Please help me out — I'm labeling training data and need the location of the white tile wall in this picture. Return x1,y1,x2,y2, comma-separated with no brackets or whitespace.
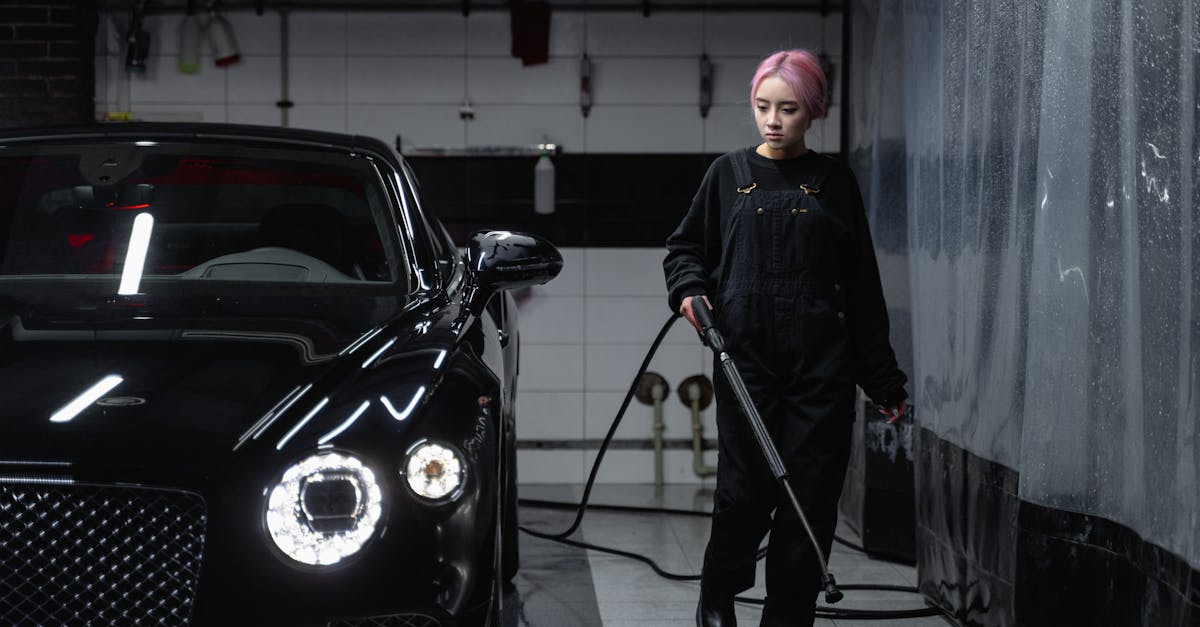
518,450,584,484
350,104,464,150
288,104,348,133
287,57,348,105
590,58,697,105
467,104,584,150
584,105,704,153
467,57,577,104
347,57,465,104
226,104,280,126
288,12,348,56
585,12,703,56
97,9,840,154
517,295,585,344
95,8,842,485
516,245,722,483
346,12,466,56
704,13,828,55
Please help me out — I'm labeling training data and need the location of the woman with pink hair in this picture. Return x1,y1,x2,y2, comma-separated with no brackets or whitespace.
664,50,908,627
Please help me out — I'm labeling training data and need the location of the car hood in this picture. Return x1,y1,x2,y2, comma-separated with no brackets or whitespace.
0,281,455,484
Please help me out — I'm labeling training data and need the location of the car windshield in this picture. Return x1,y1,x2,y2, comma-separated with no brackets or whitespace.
0,139,402,289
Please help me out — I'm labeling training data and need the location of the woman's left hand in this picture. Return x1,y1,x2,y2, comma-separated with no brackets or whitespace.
879,399,907,424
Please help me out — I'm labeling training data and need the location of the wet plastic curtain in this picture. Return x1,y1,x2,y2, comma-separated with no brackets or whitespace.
884,0,1199,568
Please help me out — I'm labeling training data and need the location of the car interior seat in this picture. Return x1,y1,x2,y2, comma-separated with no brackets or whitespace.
255,203,359,277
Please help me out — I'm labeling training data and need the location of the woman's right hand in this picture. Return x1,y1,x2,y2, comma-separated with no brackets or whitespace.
679,295,712,333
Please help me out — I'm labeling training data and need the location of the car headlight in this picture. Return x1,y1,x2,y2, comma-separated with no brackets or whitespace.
404,440,465,501
265,452,383,566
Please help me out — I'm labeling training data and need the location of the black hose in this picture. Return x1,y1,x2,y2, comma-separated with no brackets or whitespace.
516,313,681,541
516,313,948,621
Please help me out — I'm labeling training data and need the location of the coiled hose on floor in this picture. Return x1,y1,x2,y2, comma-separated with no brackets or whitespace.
517,313,949,622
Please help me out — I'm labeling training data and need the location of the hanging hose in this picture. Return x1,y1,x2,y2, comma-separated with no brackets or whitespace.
517,313,948,621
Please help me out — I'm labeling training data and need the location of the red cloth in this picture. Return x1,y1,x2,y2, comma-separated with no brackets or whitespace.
510,2,551,66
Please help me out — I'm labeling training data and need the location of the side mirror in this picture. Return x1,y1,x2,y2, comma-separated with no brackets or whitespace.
462,230,563,316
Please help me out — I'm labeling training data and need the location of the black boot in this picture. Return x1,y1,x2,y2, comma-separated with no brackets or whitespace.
696,581,737,627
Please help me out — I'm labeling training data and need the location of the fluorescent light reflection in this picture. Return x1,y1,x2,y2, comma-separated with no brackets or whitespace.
235,383,313,451
50,375,123,423
360,338,397,369
381,386,425,422
118,212,154,295
275,396,330,451
340,326,385,356
317,400,372,445
433,350,446,369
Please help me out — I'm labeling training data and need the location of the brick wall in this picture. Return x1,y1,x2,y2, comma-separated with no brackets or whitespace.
1,1,97,129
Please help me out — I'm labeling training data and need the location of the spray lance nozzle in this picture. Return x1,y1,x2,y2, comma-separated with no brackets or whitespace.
822,572,844,604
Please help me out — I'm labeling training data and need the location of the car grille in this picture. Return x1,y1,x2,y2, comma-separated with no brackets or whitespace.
0,478,207,626
327,614,442,627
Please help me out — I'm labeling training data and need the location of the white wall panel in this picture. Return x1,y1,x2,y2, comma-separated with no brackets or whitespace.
584,296,680,345
590,58,695,106
703,13,829,55
517,295,585,345
585,13,702,56
347,12,466,56
349,104,464,150
518,392,585,440
467,57,576,104
224,12,283,56
129,62,226,104
584,105,702,153
526,248,584,297
227,56,282,103
583,450,712,484
289,12,349,56
585,344,705,393
226,104,279,126
584,248,666,296
287,104,348,133
287,57,347,105
465,12,583,58
463,12,509,56
711,56,758,105
466,104,584,152
133,104,226,122
347,57,464,104
518,450,584,484
703,104,758,154
521,344,585,392
585,391,698,442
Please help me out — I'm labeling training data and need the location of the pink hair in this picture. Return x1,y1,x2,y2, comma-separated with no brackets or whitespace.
750,49,828,120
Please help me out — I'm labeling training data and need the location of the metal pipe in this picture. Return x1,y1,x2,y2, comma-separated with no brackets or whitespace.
651,380,665,487
679,375,716,478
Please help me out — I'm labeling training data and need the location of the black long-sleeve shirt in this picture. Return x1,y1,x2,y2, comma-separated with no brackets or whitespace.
663,148,908,406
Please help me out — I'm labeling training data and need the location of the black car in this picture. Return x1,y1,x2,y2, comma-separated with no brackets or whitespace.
0,123,562,626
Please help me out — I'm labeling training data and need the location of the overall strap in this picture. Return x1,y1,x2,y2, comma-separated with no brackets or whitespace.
798,154,835,196
730,148,755,194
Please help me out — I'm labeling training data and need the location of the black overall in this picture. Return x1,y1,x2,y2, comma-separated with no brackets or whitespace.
704,150,856,626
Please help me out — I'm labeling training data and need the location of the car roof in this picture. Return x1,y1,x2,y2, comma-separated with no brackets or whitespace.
0,122,399,163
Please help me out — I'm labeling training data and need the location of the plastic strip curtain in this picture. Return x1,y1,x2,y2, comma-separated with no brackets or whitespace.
892,0,1198,568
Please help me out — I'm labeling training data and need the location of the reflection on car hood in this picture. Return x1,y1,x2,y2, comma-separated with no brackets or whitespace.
0,283,449,483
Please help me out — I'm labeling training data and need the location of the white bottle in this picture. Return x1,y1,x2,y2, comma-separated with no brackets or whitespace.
534,153,555,215
178,13,204,74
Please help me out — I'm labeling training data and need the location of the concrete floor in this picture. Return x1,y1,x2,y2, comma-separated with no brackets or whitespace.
507,484,953,626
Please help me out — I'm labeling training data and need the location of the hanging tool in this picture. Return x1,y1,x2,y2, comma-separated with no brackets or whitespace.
691,299,844,604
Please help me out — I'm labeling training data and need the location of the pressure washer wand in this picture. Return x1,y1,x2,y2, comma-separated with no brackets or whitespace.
691,299,843,604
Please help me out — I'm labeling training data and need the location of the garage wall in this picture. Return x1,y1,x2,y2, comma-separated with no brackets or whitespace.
93,7,842,485
94,9,842,155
